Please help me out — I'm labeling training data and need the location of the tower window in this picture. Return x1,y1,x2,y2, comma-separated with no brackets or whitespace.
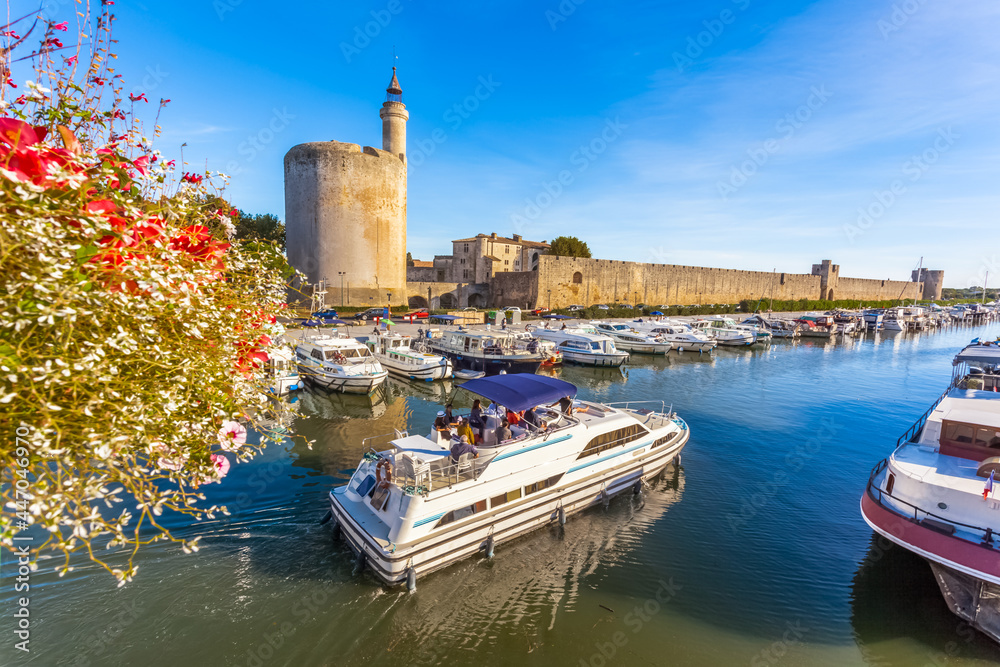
504,260,509,266
505,246,510,254
460,258,466,265
464,244,469,252
463,269,469,279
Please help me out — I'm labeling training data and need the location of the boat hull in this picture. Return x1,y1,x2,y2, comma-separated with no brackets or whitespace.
560,350,630,366
381,357,453,381
433,350,542,376
613,341,672,355
329,430,688,585
302,369,388,394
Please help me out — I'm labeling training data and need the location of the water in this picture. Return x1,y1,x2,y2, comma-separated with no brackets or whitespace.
5,325,1000,666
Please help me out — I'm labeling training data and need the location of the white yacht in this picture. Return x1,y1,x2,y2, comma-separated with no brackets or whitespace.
630,320,717,352
364,332,453,381
883,307,907,332
861,341,1000,643
327,374,690,586
741,315,800,339
295,333,388,394
530,326,630,366
689,319,756,346
428,329,552,375
592,321,674,354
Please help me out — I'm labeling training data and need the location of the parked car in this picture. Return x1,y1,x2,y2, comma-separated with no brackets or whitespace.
503,307,522,313
568,304,584,312
595,304,610,310
310,308,340,324
462,307,478,312
531,307,549,315
351,307,388,321
410,308,429,319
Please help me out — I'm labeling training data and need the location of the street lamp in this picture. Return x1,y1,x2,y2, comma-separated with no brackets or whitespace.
548,289,551,311
338,271,346,307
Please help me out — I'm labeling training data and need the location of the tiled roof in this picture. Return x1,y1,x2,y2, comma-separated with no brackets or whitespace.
451,234,550,247
410,260,433,268
483,255,501,261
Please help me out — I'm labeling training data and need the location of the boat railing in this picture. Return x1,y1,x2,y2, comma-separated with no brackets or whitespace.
895,381,958,446
389,448,500,494
867,458,999,550
604,400,674,419
361,430,407,455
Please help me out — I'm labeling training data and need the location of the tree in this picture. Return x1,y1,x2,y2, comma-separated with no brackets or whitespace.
406,251,414,266
0,8,294,585
234,210,285,249
548,236,592,258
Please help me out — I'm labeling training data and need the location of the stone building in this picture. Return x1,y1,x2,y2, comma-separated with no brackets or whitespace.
284,68,408,307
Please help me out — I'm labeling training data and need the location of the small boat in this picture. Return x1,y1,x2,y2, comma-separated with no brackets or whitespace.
592,321,674,354
630,319,717,352
327,373,690,586
792,314,837,338
861,341,1000,644
882,307,907,332
427,329,551,376
530,326,630,366
705,315,771,342
267,346,301,395
294,333,388,394
364,332,452,381
689,319,756,346
453,369,486,380
741,315,800,339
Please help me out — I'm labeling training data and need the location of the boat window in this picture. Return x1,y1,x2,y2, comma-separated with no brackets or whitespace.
311,349,323,360
491,488,522,509
651,432,678,448
438,499,487,527
976,427,1000,448
577,424,648,459
355,474,376,497
525,474,563,495
943,422,976,443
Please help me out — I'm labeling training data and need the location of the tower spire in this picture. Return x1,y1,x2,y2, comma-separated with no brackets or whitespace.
385,67,402,102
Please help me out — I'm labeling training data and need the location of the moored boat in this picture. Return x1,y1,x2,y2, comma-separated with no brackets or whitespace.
689,319,756,346
327,373,690,585
364,331,453,381
592,321,674,354
860,340,1000,644
267,346,301,395
428,329,549,376
530,326,630,367
631,319,717,352
295,333,388,394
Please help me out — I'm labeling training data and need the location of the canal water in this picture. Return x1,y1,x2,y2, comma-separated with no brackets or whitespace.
4,324,1000,666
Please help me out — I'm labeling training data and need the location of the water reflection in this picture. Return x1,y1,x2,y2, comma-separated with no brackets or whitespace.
849,534,998,662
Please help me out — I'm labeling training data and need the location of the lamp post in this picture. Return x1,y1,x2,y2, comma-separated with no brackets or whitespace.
338,272,346,307
548,289,551,311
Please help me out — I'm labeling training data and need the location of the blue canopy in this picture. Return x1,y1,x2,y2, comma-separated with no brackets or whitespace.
543,313,571,319
650,311,664,316
429,314,460,321
458,373,577,412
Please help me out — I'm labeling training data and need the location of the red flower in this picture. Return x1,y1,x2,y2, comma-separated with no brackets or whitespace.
181,172,203,185
4,77,15,88
51,21,68,31
229,209,238,216
64,55,77,66
91,77,106,86
44,38,64,49
1,30,20,39
129,92,148,103
165,159,176,168
132,155,150,176
160,98,171,105
112,109,125,120
0,119,46,150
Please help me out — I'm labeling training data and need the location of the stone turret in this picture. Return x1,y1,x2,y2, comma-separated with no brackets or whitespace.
284,67,408,307
379,67,408,160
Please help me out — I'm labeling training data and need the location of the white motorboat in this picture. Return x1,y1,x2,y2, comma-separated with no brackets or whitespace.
592,322,673,354
861,340,1000,644
327,373,690,586
630,320,717,352
295,334,388,394
705,315,771,341
267,346,302,395
883,307,907,332
364,332,453,381
741,315,800,339
689,319,756,346
531,326,630,366
863,308,885,331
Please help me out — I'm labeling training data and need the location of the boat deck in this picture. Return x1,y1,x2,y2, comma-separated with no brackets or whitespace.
891,443,986,493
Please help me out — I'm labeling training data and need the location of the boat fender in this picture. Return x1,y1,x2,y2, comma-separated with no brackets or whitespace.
331,519,341,540
406,564,417,592
600,487,609,507
319,510,333,525
632,480,642,495
558,506,567,526
485,534,495,559
678,346,684,353
354,549,366,574
676,454,682,467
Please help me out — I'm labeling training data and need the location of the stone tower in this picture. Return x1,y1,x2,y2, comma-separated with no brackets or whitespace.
380,67,408,159
284,68,408,307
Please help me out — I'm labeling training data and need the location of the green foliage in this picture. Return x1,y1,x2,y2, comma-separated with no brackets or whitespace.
406,252,414,267
234,210,285,249
548,236,592,258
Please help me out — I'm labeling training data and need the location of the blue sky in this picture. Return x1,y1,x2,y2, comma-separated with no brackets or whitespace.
26,0,1000,287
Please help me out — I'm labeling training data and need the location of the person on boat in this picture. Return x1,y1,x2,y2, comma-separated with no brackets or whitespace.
495,419,512,443
469,399,485,442
523,407,547,431
434,411,450,434
556,395,573,415
456,417,476,446
506,408,522,426
561,323,567,330
444,403,455,425
449,435,478,463
527,339,538,353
